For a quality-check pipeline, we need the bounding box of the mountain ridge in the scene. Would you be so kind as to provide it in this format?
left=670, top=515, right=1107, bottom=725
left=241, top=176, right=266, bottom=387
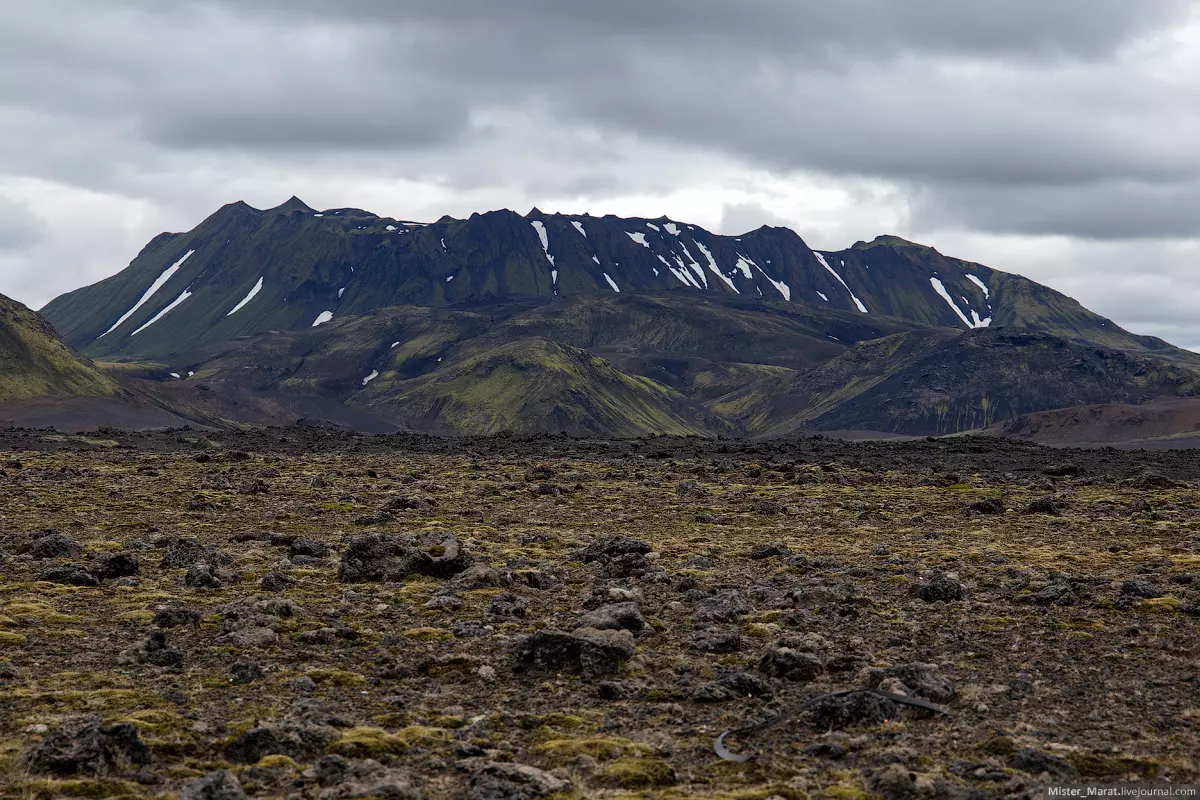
left=18, top=197, right=1200, bottom=441
left=41, top=196, right=1176, bottom=364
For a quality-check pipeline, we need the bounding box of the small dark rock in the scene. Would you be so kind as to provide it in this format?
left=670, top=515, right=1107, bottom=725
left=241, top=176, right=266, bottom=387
left=513, top=628, right=635, bottom=677
left=38, top=565, right=98, bottom=586
left=260, top=571, right=298, bottom=591
left=96, top=552, right=140, bottom=581
left=1023, top=495, right=1065, bottom=516
left=179, top=769, right=246, bottom=800
left=809, top=691, right=900, bottom=729
left=578, top=535, right=651, bottom=564
left=468, top=761, right=569, bottom=800
left=695, top=590, right=754, bottom=622
left=748, top=543, right=792, bottom=560
left=27, top=533, right=83, bottom=560
left=575, top=602, right=645, bottom=633
left=153, top=607, right=202, bottom=628
left=290, top=538, right=331, bottom=558
left=689, top=628, right=742, bottom=654
left=1120, top=578, right=1163, bottom=599
left=912, top=573, right=966, bottom=603
left=965, top=498, right=1005, bottom=515
left=759, top=647, right=825, bottom=682
left=1010, top=748, right=1077, bottom=779
left=184, top=562, right=222, bottom=589
left=230, top=661, right=266, bottom=685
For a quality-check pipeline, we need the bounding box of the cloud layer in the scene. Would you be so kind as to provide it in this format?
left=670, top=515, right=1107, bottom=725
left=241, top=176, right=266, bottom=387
left=2, top=1, right=1199, bottom=345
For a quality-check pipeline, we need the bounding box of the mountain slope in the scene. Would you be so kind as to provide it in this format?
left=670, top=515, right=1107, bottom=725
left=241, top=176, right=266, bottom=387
left=719, top=327, right=1200, bottom=437
left=0, top=293, right=118, bottom=402
left=41, top=198, right=1189, bottom=366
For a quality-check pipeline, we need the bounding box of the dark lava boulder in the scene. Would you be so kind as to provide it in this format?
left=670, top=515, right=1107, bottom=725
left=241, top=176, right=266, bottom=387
left=338, top=533, right=471, bottom=583
left=513, top=628, right=635, bottom=677
left=25, top=715, right=150, bottom=775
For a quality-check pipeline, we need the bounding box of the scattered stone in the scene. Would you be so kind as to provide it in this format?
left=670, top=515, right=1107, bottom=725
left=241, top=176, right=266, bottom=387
left=1023, top=495, right=1065, bottom=516
left=468, top=761, right=569, bottom=800
left=1010, top=748, right=1077, bottom=779
left=261, top=571, right=298, bottom=591
left=290, top=538, right=332, bottom=558
left=27, top=533, right=83, bottom=560
left=179, top=769, right=247, bottom=800
left=809, top=692, right=900, bottom=730
left=485, top=592, right=528, bottom=620
left=748, top=542, right=791, bottom=560
left=759, top=647, right=825, bottom=682
left=184, top=562, right=224, bottom=588
left=449, top=563, right=512, bottom=591
left=693, top=671, right=773, bottom=702
left=1120, top=578, right=1163, bottom=599
left=24, top=715, right=150, bottom=776
left=338, top=533, right=471, bottom=583
left=313, top=756, right=425, bottom=799
left=513, top=628, right=636, bottom=677
left=230, top=661, right=266, bottom=684
left=154, top=607, right=202, bottom=628
left=0, top=661, right=23, bottom=684
left=96, top=552, right=140, bottom=581
left=965, top=498, right=1005, bottom=515
left=689, top=628, right=742, bottom=654
left=38, top=565, right=98, bottom=586
left=578, top=535, right=651, bottom=564
left=575, top=602, right=646, bottom=633
left=160, top=536, right=227, bottom=569
left=864, top=663, right=956, bottom=703
left=224, top=722, right=337, bottom=764
left=676, top=480, right=709, bottom=499
left=695, top=590, right=754, bottom=622
left=867, top=763, right=918, bottom=800
left=912, top=572, right=966, bottom=603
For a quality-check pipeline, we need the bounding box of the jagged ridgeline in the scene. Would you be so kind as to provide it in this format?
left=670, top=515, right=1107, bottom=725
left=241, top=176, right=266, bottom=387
left=42, top=197, right=1168, bottom=360
left=27, top=197, right=1200, bottom=437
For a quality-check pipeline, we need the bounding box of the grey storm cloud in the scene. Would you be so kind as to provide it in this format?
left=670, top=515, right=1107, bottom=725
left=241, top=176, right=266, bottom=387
left=1, top=0, right=1200, bottom=344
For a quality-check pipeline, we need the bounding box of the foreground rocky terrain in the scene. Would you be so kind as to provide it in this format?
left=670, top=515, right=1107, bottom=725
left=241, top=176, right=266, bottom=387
left=1, top=428, right=1198, bottom=799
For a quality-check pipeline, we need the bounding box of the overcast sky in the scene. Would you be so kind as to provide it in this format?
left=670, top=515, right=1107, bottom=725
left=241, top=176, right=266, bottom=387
left=3, top=1, right=1200, bottom=345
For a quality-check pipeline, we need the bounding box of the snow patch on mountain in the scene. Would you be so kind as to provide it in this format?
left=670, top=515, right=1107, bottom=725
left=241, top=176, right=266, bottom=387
left=646, top=222, right=660, bottom=232
left=226, top=277, right=264, bottom=317
left=814, top=251, right=868, bottom=313
left=312, top=311, right=334, bottom=327
left=663, top=222, right=680, bottom=236
left=627, top=232, right=650, bottom=248
left=603, top=273, right=620, bottom=292
left=817, top=291, right=829, bottom=302
left=931, top=277, right=990, bottom=328
left=362, top=369, right=379, bottom=386
left=965, top=274, right=991, bottom=300
left=131, top=287, right=192, bottom=336
left=734, top=255, right=756, bottom=280
left=99, top=249, right=195, bottom=338
left=530, top=221, right=554, bottom=266
left=571, top=221, right=587, bottom=238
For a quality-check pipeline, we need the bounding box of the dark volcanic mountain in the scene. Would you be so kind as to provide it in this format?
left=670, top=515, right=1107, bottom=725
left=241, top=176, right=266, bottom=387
left=28, top=197, right=1200, bottom=439
left=44, top=197, right=1169, bottom=360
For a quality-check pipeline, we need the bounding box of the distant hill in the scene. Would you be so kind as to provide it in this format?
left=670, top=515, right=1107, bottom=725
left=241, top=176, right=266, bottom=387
left=24, top=197, right=1200, bottom=440
left=0, top=293, right=117, bottom=402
